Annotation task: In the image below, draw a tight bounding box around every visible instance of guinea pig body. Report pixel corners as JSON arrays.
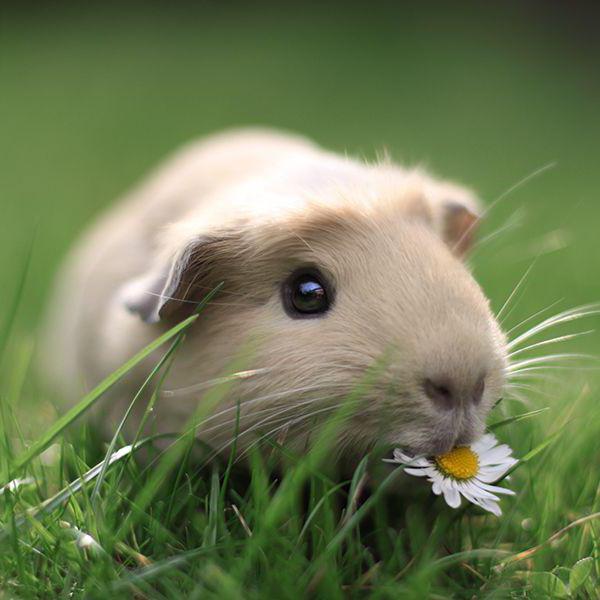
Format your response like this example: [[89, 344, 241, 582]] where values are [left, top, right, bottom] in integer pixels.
[[42, 128, 507, 462]]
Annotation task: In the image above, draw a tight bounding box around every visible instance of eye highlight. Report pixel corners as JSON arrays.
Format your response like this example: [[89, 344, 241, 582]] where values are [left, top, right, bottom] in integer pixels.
[[282, 268, 332, 318]]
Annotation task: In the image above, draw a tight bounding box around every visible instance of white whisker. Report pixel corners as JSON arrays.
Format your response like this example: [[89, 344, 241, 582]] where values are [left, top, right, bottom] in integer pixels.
[[216, 399, 353, 458], [507, 353, 594, 373], [503, 389, 531, 405], [162, 368, 272, 397], [163, 385, 338, 443], [234, 401, 356, 463], [506, 371, 562, 383], [508, 331, 594, 359], [505, 299, 564, 337], [505, 382, 553, 400], [505, 382, 538, 393], [195, 393, 342, 440], [472, 207, 525, 253], [453, 161, 557, 254], [507, 304, 600, 350], [497, 260, 537, 322], [508, 366, 597, 380]]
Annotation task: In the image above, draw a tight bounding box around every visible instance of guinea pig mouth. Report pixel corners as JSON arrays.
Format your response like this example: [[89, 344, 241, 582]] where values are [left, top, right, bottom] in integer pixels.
[[404, 438, 455, 457], [389, 425, 478, 458]]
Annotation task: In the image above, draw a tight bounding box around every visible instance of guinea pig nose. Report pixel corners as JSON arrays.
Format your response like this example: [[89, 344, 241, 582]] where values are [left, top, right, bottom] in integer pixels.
[[424, 376, 486, 410], [423, 377, 456, 410]]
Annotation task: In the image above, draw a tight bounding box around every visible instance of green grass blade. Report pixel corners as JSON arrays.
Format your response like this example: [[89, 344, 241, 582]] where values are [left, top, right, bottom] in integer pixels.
[[90, 336, 185, 505], [488, 407, 550, 431]]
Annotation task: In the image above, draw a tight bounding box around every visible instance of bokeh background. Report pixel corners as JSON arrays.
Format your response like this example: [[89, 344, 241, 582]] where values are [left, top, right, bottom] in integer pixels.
[[1, 0, 600, 348]]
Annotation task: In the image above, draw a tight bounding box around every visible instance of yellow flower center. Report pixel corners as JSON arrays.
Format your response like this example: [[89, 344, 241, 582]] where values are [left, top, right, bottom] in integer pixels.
[[435, 446, 479, 480]]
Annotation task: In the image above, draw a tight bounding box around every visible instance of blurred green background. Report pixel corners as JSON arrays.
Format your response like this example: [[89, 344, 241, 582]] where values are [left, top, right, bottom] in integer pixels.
[[1, 0, 599, 343]]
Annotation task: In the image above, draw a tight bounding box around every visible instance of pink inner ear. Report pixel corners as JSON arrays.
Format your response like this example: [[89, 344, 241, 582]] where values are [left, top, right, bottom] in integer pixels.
[[446, 203, 479, 256]]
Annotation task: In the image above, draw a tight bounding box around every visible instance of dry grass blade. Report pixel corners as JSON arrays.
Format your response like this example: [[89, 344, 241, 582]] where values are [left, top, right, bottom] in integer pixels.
[[497, 512, 600, 570]]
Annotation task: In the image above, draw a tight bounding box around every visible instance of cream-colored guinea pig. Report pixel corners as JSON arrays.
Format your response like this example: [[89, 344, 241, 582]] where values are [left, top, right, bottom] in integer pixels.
[[41, 128, 508, 463]]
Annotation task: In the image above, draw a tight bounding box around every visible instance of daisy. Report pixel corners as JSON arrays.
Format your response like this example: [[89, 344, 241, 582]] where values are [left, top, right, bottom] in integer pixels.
[[384, 433, 517, 516]]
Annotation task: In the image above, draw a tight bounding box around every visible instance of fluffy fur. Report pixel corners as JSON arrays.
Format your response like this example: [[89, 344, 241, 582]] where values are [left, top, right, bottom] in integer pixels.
[[41, 128, 507, 463]]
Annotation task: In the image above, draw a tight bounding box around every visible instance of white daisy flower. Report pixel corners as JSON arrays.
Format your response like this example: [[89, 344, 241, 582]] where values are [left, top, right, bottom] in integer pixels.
[[384, 433, 517, 516]]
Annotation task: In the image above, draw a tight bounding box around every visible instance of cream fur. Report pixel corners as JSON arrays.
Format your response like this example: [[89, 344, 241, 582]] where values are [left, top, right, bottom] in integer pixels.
[[41, 128, 507, 463]]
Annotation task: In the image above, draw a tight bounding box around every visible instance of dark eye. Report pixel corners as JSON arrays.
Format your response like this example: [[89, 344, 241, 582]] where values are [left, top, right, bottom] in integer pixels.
[[282, 269, 332, 318]]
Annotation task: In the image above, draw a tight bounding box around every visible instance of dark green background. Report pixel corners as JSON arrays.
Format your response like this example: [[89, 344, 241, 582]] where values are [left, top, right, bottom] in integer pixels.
[[2, 1, 599, 340]]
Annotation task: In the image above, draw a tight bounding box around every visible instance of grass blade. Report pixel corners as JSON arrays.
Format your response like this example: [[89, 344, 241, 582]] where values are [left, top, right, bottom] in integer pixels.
[[488, 407, 550, 431]]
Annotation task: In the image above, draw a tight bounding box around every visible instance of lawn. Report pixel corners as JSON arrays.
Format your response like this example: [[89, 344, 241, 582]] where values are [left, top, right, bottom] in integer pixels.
[[1, 2, 600, 597]]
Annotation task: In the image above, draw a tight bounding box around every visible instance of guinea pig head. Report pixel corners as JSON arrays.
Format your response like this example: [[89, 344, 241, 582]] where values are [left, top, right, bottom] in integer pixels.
[[122, 178, 507, 461]]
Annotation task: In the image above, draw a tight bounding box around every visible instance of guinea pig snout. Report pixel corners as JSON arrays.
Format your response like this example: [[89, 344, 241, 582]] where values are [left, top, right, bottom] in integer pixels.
[[422, 374, 485, 411]]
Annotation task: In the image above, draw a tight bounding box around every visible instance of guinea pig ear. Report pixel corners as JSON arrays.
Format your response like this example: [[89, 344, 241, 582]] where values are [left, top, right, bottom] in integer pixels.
[[119, 235, 230, 323], [427, 195, 480, 257]]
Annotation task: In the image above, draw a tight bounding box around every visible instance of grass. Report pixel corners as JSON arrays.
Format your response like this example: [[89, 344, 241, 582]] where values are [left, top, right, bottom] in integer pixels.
[[1, 1, 600, 597], [1, 293, 599, 598]]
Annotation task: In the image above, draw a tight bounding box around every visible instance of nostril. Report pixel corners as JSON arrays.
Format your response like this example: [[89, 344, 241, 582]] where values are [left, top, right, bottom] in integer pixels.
[[473, 376, 485, 405], [423, 377, 455, 410]]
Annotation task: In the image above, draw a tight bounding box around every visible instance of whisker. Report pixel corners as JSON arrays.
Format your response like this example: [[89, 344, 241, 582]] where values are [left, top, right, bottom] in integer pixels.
[[508, 366, 598, 380], [506, 371, 562, 383], [505, 299, 564, 337], [452, 161, 557, 254], [223, 398, 353, 453], [189, 283, 264, 299], [497, 260, 537, 322], [136, 392, 353, 475], [505, 382, 538, 393], [508, 331, 594, 359], [472, 207, 525, 253], [167, 382, 356, 446], [507, 304, 600, 350], [503, 389, 531, 405], [506, 353, 594, 373], [142, 287, 262, 303], [505, 382, 553, 400], [193, 394, 339, 440], [191, 400, 350, 470], [161, 385, 337, 443], [491, 162, 558, 207], [142, 291, 255, 308], [234, 401, 356, 463], [162, 368, 272, 397]]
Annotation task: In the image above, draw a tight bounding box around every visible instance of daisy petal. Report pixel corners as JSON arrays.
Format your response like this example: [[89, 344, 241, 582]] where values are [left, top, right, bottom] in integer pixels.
[[388, 450, 431, 467], [479, 445, 513, 465], [476, 462, 517, 482], [471, 434, 498, 454], [462, 491, 490, 511], [386, 435, 516, 519], [477, 481, 515, 496], [442, 482, 461, 508], [407, 458, 431, 468], [457, 485, 500, 514], [478, 498, 502, 516], [420, 467, 440, 478], [431, 480, 443, 495], [403, 467, 429, 477], [459, 480, 500, 502], [455, 483, 482, 506]]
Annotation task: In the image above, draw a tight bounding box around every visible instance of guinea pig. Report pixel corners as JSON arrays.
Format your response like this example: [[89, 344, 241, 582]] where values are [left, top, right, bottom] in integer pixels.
[[41, 128, 508, 463]]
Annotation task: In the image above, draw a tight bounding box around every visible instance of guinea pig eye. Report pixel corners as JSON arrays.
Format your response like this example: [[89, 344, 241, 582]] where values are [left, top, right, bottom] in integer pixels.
[[282, 269, 332, 318]]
